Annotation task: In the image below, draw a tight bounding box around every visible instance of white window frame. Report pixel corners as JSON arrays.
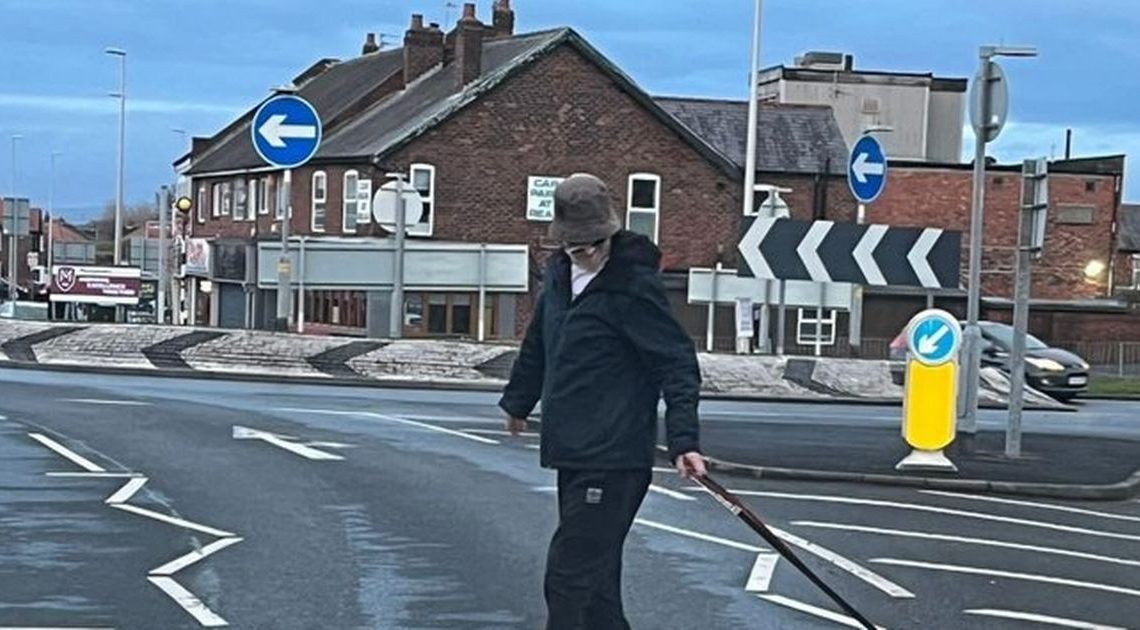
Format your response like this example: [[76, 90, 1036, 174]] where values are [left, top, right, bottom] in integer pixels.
[[232, 179, 245, 221], [212, 183, 222, 218], [1133, 254, 1140, 288], [795, 308, 838, 346], [246, 178, 258, 221], [311, 170, 327, 232], [357, 178, 372, 228], [342, 170, 360, 233], [408, 163, 435, 237], [626, 173, 661, 244], [221, 181, 233, 219], [196, 185, 207, 224], [257, 178, 269, 215]]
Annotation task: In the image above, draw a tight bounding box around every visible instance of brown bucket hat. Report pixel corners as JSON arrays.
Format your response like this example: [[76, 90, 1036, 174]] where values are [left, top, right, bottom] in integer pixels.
[[548, 173, 622, 245]]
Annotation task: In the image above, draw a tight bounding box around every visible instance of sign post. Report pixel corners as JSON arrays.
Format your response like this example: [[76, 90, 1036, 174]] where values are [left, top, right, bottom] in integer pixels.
[[898, 308, 963, 472], [251, 93, 322, 332]]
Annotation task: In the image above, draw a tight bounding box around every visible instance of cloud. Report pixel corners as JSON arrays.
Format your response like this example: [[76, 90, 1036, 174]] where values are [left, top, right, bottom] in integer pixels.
[[0, 93, 242, 116]]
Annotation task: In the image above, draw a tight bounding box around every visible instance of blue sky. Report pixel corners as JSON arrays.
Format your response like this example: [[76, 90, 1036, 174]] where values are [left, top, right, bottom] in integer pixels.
[[1, 0, 1137, 222]]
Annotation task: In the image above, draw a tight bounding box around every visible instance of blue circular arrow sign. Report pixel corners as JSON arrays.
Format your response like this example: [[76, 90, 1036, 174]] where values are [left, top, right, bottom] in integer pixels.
[[848, 135, 888, 204], [905, 309, 962, 366], [251, 95, 322, 169]]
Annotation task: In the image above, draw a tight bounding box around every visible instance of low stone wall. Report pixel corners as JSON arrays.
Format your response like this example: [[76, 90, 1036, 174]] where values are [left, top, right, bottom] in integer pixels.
[[0, 321, 1067, 409]]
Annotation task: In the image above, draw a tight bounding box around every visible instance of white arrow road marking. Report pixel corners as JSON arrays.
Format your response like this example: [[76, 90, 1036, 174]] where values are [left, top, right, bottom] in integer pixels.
[[853, 224, 888, 285], [766, 525, 914, 598], [28, 433, 105, 472], [919, 490, 1140, 524], [232, 425, 344, 461], [964, 609, 1127, 630], [796, 220, 833, 282], [110, 503, 236, 538], [721, 490, 1140, 542], [758, 594, 887, 630], [737, 216, 777, 279], [147, 577, 228, 627], [105, 476, 148, 505], [872, 558, 1140, 598], [791, 521, 1140, 568], [917, 324, 950, 356], [647, 485, 697, 501], [851, 152, 885, 184], [258, 114, 317, 149], [150, 537, 244, 576], [305, 441, 356, 449], [907, 228, 942, 288], [745, 553, 779, 593], [274, 408, 500, 445]]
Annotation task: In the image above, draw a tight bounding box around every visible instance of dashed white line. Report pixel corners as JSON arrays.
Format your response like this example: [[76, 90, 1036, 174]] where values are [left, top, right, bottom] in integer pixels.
[[110, 503, 236, 538], [276, 408, 500, 445], [792, 521, 1140, 568], [525, 444, 541, 450], [871, 558, 1140, 598], [745, 553, 779, 593], [964, 609, 1126, 629], [648, 484, 697, 501], [462, 428, 537, 437], [151, 537, 244, 576], [60, 398, 152, 406], [716, 489, 1140, 542], [147, 576, 228, 627], [46, 471, 142, 478], [635, 518, 765, 553], [105, 477, 148, 505], [758, 594, 886, 629], [232, 425, 344, 461], [920, 490, 1140, 523], [766, 526, 914, 599], [28, 433, 105, 472]]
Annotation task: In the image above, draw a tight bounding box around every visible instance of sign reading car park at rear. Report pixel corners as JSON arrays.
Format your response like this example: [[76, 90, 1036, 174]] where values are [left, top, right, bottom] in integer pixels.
[[251, 94, 322, 169], [848, 135, 888, 204]]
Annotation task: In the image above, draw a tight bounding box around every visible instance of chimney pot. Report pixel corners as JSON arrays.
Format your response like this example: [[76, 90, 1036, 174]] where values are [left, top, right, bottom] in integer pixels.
[[411, 13, 424, 29], [362, 32, 379, 54], [428, 22, 440, 30], [462, 2, 476, 20]]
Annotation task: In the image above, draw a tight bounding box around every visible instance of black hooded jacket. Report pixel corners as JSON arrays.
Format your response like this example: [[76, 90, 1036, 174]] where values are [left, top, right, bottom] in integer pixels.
[[498, 231, 701, 470]]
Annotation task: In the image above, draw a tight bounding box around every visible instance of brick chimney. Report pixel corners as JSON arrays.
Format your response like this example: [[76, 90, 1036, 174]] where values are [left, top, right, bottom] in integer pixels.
[[362, 32, 379, 55], [491, 0, 515, 38], [455, 3, 483, 86], [404, 13, 443, 85]]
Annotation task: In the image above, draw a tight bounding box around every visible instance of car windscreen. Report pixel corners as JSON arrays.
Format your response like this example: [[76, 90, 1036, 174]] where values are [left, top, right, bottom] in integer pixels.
[[980, 323, 1048, 350]]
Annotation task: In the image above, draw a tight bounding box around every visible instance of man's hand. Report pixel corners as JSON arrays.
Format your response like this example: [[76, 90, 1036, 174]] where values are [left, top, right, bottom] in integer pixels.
[[674, 451, 707, 480], [506, 416, 528, 436]]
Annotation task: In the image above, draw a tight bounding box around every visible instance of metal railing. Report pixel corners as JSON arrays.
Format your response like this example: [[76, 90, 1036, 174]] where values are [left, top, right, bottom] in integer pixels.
[[1054, 340, 1140, 377]]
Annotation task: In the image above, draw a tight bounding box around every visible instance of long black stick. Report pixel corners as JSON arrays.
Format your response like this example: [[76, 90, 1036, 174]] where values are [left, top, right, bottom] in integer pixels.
[[694, 474, 876, 630]]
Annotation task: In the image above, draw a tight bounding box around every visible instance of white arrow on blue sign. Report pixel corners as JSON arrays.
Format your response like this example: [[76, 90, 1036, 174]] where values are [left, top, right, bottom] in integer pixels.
[[905, 309, 962, 366], [251, 95, 322, 169], [848, 135, 888, 204]]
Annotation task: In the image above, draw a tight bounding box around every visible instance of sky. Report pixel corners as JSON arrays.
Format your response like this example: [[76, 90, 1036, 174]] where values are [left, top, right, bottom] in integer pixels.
[[1, 0, 1138, 223]]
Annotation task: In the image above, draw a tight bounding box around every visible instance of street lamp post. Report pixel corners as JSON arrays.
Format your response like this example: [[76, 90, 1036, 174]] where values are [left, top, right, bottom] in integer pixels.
[[48, 151, 62, 295], [960, 44, 1038, 439], [106, 47, 126, 267]]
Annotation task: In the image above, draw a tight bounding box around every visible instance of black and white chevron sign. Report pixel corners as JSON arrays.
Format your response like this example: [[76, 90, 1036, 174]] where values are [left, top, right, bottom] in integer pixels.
[[737, 217, 962, 289]]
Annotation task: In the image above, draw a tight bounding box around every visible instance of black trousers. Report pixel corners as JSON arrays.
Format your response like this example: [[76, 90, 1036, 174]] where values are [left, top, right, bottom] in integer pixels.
[[544, 468, 652, 630]]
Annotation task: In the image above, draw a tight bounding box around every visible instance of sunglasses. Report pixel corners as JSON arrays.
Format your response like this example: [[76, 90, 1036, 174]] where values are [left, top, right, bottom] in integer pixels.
[[563, 238, 606, 256]]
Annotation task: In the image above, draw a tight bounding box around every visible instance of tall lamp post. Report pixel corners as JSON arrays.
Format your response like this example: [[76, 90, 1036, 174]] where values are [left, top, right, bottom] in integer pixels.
[[105, 47, 127, 267]]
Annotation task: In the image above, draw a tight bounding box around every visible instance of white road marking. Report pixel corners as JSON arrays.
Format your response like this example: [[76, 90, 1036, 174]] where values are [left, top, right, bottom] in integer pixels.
[[719, 490, 1140, 542], [151, 537, 244, 576], [652, 466, 678, 474], [276, 408, 500, 445], [792, 521, 1140, 568], [0, 627, 115, 629], [28, 433, 105, 472], [648, 484, 697, 501], [766, 526, 914, 599], [635, 518, 765, 553], [110, 504, 236, 538], [148, 576, 228, 627], [758, 594, 886, 629], [525, 444, 541, 450], [46, 471, 142, 478], [391, 414, 501, 424], [964, 609, 1126, 630], [871, 558, 1140, 598], [105, 477, 148, 505], [462, 428, 537, 437], [60, 398, 151, 406], [232, 425, 344, 461], [920, 490, 1140, 523], [532, 486, 557, 493], [745, 553, 779, 592], [305, 441, 356, 449]]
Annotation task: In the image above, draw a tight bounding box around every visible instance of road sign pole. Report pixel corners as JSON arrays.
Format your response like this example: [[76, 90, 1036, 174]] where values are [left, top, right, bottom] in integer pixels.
[[275, 169, 292, 331], [388, 173, 408, 340]]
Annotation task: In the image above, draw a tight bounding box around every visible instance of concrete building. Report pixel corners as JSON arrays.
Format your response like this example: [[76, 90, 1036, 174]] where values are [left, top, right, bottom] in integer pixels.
[[756, 51, 967, 163]]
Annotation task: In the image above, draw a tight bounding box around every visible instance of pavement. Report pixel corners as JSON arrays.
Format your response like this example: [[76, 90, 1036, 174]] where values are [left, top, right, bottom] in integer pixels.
[[1, 368, 1138, 629]]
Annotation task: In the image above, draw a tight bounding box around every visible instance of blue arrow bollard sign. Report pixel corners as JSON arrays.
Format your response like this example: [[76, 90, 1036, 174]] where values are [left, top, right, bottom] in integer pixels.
[[251, 94, 322, 169], [906, 309, 962, 366], [848, 135, 888, 204]]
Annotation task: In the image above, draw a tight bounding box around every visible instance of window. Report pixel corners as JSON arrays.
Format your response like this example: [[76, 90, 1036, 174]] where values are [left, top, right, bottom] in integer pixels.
[[233, 179, 246, 221], [311, 171, 327, 232], [221, 181, 233, 218], [357, 177, 372, 228], [342, 171, 370, 233], [212, 183, 222, 218], [404, 292, 482, 337], [626, 173, 660, 243], [408, 163, 435, 236], [1086, 180, 1097, 193], [246, 179, 258, 221], [271, 176, 284, 220], [196, 185, 207, 224], [1133, 255, 1140, 288], [796, 308, 837, 346], [1056, 205, 1095, 225], [257, 178, 269, 215]]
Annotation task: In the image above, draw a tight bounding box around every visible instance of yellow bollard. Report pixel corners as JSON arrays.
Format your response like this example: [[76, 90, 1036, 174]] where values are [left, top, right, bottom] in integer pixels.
[[897, 309, 961, 472]]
